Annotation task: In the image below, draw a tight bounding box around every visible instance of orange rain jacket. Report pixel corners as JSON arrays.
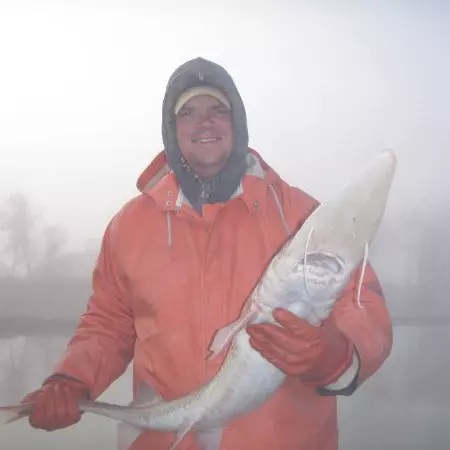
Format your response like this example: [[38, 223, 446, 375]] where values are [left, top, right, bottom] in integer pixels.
[[52, 148, 393, 450]]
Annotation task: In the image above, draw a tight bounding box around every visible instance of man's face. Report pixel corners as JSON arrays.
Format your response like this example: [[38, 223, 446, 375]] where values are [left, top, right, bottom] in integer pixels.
[[175, 95, 234, 178]]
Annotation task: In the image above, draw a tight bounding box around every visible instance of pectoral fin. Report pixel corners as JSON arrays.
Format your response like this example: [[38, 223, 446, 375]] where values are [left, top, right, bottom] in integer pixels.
[[207, 301, 260, 359]]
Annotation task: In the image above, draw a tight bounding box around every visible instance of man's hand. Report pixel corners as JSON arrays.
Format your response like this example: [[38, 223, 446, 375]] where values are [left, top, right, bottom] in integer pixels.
[[247, 308, 353, 387], [21, 375, 90, 431]]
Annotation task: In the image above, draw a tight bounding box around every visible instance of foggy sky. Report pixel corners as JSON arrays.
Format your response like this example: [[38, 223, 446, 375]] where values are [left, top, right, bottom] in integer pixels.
[[0, 3, 450, 448], [0, 0, 449, 256]]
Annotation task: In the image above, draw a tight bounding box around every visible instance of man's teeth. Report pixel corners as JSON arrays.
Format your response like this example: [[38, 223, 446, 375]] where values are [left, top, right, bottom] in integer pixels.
[[194, 137, 220, 143]]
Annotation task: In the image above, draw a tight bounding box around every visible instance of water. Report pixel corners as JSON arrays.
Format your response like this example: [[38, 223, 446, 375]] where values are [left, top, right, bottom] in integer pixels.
[[0, 326, 448, 449]]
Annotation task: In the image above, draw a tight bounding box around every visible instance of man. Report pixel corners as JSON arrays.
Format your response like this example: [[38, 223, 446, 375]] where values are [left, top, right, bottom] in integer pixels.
[[22, 57, 393, 449]]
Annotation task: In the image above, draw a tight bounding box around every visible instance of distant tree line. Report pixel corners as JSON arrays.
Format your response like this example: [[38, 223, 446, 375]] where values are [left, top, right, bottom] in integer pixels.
[[0, 193, 98, 280], [0, 193, 97, 337], [0, 191, 447, 324]]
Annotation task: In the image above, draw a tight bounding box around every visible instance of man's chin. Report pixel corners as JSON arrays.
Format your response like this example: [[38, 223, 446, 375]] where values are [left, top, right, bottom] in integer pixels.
[[193, 160, 228, 178], [187, 152, 228, 175]]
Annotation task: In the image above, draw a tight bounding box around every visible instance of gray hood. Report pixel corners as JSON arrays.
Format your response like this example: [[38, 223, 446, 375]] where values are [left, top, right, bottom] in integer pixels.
[[161, 57, 249, 213]]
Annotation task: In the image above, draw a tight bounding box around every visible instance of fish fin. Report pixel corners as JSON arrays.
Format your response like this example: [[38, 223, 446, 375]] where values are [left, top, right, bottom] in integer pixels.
[[207, 321, 240, 359], [0, 402, 33, 425], [207, 301, 260, 359], [196, 427, 223, 450], [130, 380, 163, 406], [115, 379, 162, 449], [168, 409, 206, 450], [116, 421, 143, 450]]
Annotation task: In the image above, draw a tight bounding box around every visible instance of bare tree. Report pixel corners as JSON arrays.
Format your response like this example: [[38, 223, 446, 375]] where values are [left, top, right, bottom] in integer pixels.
[[39, 225, 68, 275], [0, 193, 39, 277]]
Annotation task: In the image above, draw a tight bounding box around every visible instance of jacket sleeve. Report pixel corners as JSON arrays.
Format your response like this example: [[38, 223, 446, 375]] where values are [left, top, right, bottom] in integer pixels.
[[328, 263, 393, 391], [50, 214, 136, 399]]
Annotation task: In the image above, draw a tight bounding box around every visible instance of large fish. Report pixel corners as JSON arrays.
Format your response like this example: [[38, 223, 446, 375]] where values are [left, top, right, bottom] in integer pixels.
[[0, 149, 397, 450]]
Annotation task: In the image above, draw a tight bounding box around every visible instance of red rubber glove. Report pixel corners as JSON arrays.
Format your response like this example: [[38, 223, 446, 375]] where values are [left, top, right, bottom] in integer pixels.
[[247, 308, 353, 387], [21, 375, 90, 431]]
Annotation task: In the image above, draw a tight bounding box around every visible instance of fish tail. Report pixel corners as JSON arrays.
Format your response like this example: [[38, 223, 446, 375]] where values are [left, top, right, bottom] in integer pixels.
[[0, 402, 33, 425]]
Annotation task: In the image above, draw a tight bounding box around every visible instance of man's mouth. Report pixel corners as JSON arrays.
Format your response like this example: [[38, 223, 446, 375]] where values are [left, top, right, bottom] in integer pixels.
[[192, 137, 222, 144]]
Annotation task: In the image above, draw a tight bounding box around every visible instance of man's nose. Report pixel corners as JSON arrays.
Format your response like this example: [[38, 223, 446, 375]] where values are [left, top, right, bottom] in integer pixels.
[[196, 111, 215, 125]]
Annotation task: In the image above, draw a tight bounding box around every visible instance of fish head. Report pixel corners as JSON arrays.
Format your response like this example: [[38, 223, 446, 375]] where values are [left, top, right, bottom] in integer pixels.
[[255, 248, 348, 320], [288, 149, 397, 277], [254, 150, 396, 323]]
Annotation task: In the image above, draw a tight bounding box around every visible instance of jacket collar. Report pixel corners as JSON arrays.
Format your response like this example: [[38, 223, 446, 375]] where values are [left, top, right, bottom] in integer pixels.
[[136, 148, 281, 217]]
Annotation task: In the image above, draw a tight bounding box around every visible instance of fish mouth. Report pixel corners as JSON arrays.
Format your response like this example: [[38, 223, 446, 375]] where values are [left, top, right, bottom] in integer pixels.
[[297, 251, 345, 276]]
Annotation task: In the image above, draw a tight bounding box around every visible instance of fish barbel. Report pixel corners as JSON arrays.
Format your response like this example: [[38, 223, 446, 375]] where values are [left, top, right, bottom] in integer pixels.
[[0, 149, 397, 450]]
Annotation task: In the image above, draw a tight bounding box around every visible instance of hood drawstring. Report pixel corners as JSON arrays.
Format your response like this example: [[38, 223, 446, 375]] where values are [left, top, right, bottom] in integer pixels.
[[166, 211, 173, 248], [268, 184, 292, 237]]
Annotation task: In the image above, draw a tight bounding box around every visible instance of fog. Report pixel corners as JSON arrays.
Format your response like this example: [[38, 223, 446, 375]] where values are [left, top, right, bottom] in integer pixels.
[[0, 0, 449, 448]]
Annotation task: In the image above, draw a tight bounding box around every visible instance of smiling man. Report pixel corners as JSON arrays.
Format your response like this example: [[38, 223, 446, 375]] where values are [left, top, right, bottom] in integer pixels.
[[20, 57, 393, 450], [174, 89, 233, 179]]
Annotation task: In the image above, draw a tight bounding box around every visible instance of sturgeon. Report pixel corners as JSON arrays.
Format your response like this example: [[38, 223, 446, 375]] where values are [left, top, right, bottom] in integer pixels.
[[0, 149, 397, 450]]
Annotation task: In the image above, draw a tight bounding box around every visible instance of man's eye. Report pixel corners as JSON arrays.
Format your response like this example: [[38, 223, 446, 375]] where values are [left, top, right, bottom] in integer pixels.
[[177, 108, 192, 118], [215, 106, 230, 115]]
